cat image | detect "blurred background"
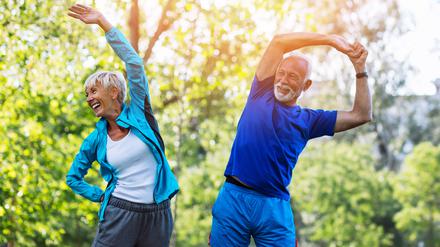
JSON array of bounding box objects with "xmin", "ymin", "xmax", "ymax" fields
[{"xmin": 1, "ymin": 0, "xmax": 439, "ymax": 246}]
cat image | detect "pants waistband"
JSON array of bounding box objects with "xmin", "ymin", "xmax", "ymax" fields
[
  {"xmin": 223, "ymin": 182, "xmax": 290, "ymax": 201},
  {"xmin": 108, "ymin": 196, "xmax": 170, "ymax": 213},
  {"xmin": 225, "ymin": 176, "xmax": 254, "ymax": 190}
]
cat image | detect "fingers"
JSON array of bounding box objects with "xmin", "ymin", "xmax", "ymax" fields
[
  {"xmin": 67, "ymin": 12, "xmax": 84, "ymax": 21},
  {"xmin": 76, "ymin": 3, "xmax": 91, "ymax": 9},
  {"xmin": 69, "ymin": 4, "xmax": 86, "ymax": 14},
  {"xmin": 359, "ymin": 48, "xmax": 368, "ymax": 60},
  {"xmin": 68, "ymin": 4, "xmax": 94, "ymax": 23},
  {"xmin": 68, "ymin": 4, "xmax": 92, "ymax": 17},
  {"xmin": 350, "ymin": 42, "xmax": 362, "ymax": 57},
  {"xmin": 349, "ymin": 41, "xmax": 366, "ymax": 58}
]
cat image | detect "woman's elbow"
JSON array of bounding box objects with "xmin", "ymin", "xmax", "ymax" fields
[{"xmin": 66, "ymin": 175, "xmax": 79, "ymax": 188}]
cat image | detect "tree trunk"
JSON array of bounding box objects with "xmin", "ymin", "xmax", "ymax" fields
[
  {"xmin": 143, "ymin": 0, "xmax": 179, "ymax": 64},
  {"xmin": 128, "ymin": 0, "xmax": 140, "ymax": 52}
]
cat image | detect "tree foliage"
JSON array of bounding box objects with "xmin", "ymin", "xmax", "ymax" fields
[
  {"xmin": 292, "ymin": 142, "xmax": 398, "ymax": 246},
  {"xmin": 394, "ymin": 142, "xmax": 440, "ymax": 246}
]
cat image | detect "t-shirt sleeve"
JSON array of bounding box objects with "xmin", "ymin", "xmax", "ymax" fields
[
  {"xmin": 248, "ymin": 74, "xmax": 275, "ymax": 100},
  {"xmin": 307, "ymin": 109, "xmax": 337, "ymax": 139}
]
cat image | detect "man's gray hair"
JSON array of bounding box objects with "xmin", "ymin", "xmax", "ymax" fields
[
  {"xmin": 282, "ymin": 51, "xmax": 313, "ymax": 81},
  {"xmin": 84, "ymin": 71, "xmax": 127, "ymax": 104}
]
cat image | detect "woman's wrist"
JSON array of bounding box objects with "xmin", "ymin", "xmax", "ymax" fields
[{"xmin": 98, "ymin": 14, "xmax": 112, "ymax": 32}]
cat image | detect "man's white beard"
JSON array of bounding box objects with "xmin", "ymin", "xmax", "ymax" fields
[{"xmin": 274, "ymin": 81, "xmax": 297, "ymax": 103}]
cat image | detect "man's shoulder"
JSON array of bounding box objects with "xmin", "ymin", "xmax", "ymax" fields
[
  {"xmin": 288, "ymin": 106, "xmax": 322, "ymax": 122},
  {"xmin": 254, "ymin": 74, "xmax": 275, "ymax": 85},
  {"xmin": 249, "ymin": 74, "xmax": 275, "ymax": 100}
]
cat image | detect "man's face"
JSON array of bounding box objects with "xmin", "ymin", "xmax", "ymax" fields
[
  {"xmin": 85, "ymin": 81, "xmax": 115, "ymax": 118},
  {"xmin": 274, "ymin": 56, "xmax": 311, "ymax": 105}
]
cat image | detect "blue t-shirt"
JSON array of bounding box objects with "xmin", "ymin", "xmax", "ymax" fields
[{"xmin": 224, "ymin": 75, "xmax": 337, "ymax": 200}]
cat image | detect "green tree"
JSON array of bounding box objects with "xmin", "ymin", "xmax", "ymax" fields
[
  {"xmin": 292, "ymin": 142, "xmax": 399, "ymax": 246},
  {"xmin": 394, "ymin": 142, "xmax": 440, "ymax": 246},
  {"xmin": 0, "ymin": 0, "xmax": 119, "ymax": 245}
]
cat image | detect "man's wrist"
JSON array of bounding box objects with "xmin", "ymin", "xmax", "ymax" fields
[
  {"xmin": 356, "ymin": 72, "xmax": 368, "ymax": 79},
  {"xmin": 354, "ymin": 65, "xmax": 366, "ymax": 74}
]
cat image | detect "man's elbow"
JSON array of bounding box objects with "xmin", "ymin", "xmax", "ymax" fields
[
  {"xmin": 358, "ymin": 112, "xmax": 373, "ymax": 124},
  {"xmin": 270, "ymin": 35, "xmax": 284, "ymax": 49},
  {"xmin": 271, "ymin": 34, "xmax": 281, "ymax": 43}
]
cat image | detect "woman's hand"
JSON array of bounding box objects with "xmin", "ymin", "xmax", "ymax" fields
[{"xmin": 68, "ymin": 3, "xmax": 112, "ymax": 32}]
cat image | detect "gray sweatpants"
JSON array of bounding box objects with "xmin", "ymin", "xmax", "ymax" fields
[{"xmin": 92, "ymin": 196, "xmax": 173, "ymax": 247}]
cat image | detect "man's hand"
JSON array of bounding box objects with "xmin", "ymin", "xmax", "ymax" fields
[
  {"xmin": 328, "ymin": 34, "xmax": 356, "ymax": 56},
  {"xmin": 348, "ymin": 42, "xmax": 368, "ymax": 73},
  {"xmin": 68, "ymin": 4, "xmax": 112, "ymax": 32}
]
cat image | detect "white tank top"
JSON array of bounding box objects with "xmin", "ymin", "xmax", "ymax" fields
[{"xmin": 106, "ymin": 129, "xmax": 157, "ymax": 204}]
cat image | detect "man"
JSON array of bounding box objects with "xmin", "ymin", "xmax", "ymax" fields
[
  {"xmin": 210, "ymin": 32, "xmax": 371, "ymax": 246},
  {"xmin": 65, "ymin": 4, "xmax": 178, "ymax": 246}
]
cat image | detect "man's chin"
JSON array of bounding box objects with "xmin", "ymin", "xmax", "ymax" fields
[
  {"xmin": 276, "ymin": 92, "xmax": 300, "ymax": 104},
  {"xmin": 275, "ymin": 94, "xmax": 292, "ymax": 103}
]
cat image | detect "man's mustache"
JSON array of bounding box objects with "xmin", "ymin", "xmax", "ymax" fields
[{"xmin": 275, "ymin": 82, "xmax": 298, "ymax": 92}]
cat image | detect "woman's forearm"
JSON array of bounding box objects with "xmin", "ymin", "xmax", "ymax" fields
[{"xmin": 98, "ymin": 14, "xmax": 113, "ymax": 32}]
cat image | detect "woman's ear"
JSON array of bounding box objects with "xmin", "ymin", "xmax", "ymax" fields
[{"xmin": 111, "ymin": 86, "xmax": 119, "ymax": 100}]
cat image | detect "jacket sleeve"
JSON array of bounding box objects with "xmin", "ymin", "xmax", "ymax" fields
[
  {"xmin": 66, "ymin": 136, "xmax": 103, "ymax": 202},
  {"xmin": 105, "ymin": 27, "xmax": 149, "ymax": 114}
]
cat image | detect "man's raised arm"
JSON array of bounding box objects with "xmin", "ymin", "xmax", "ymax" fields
[
  {"xmin": 334, "ymin": 42, "xmax": 372, "ymax": 132},
  {"xmin": 256, "ymin": 33, "xmax": 355, "ymax": 81}
]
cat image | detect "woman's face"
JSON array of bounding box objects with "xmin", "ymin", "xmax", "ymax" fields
[{"xmin": 85, "ymin": 81, "xmax": 116, "ymax": 118}]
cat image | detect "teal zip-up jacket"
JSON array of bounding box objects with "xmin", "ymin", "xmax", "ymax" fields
[{"xmin": 66, "ymin": 27, "xmax": 179, "ymax": 222}]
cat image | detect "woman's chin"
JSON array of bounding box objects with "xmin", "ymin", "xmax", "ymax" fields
[{"xmin": 93, "ymin": 110, "xmax": 103, "ymax": 118}]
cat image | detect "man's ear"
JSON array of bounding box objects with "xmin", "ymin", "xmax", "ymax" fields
[{"xmin": 303, "ymin": 79, "xmax": 312, "ymax": 91}]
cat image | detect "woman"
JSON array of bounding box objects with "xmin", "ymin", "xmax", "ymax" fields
[{"xmin": 65, "ymin": 4, "xmax": 179, "ymax": 246}]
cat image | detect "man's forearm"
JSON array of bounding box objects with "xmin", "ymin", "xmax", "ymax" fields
[
  {"xmin": 352, "ymin": 75, "xmax": 372, "ymax": 121},
  {"xmin": 272, "ymin": 33, "xmax": 333, "ymax": 52}
]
